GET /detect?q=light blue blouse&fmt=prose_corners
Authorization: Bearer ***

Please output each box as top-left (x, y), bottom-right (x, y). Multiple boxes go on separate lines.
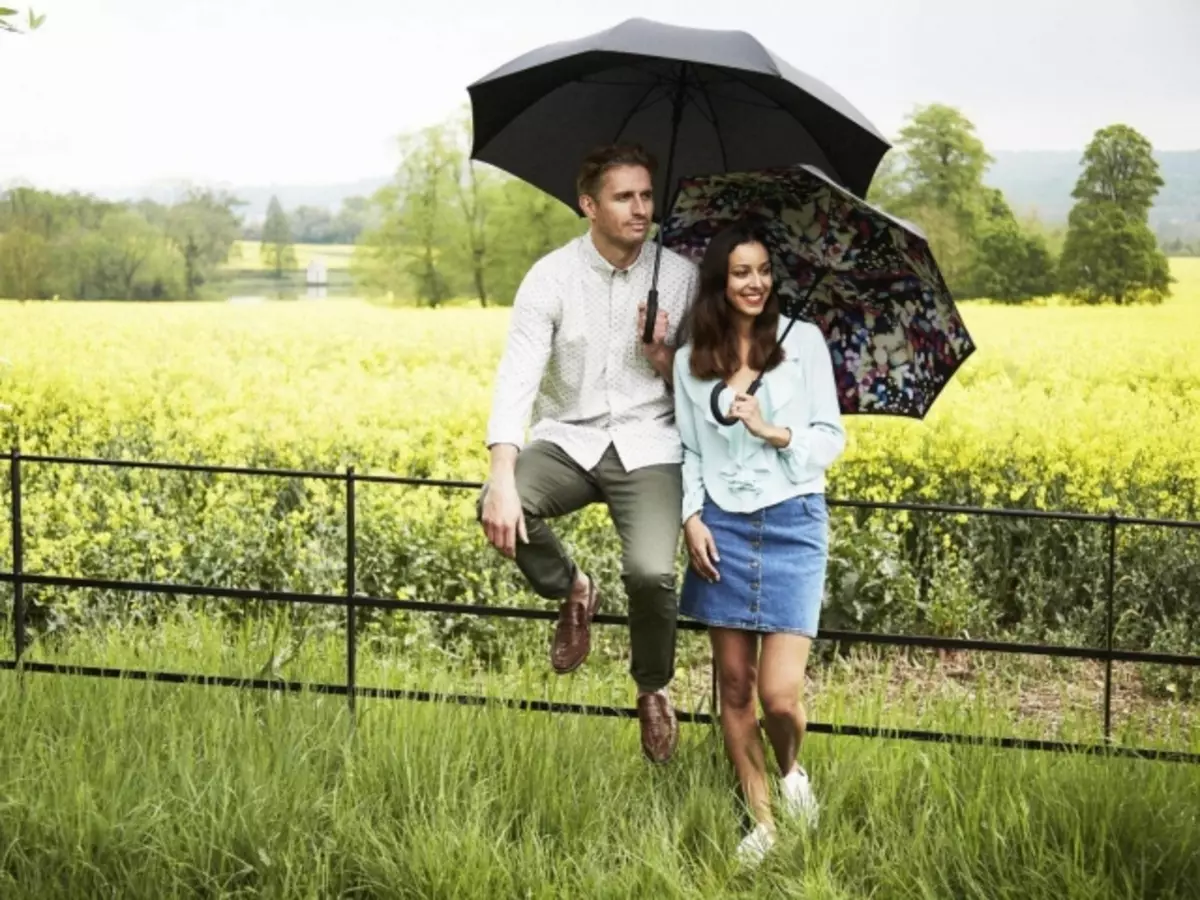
top-left (673, 319), bottom-right (847, 524)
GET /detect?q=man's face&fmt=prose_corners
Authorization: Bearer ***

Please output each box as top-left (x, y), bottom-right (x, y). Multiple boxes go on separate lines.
top-left (582, 164), bottom-right (654, 248)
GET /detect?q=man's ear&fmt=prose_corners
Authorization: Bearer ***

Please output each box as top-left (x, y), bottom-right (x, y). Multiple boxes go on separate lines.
top-left (578, 193), bottom-right (596, 220)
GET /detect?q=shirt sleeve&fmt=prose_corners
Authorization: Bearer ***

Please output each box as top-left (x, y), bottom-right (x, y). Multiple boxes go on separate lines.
top-left (485, 259), bottom-right (557, 449)
top-left (776, 324), bottom-right (846, 483)
top-left (674, 350), bottom-right (707, 523)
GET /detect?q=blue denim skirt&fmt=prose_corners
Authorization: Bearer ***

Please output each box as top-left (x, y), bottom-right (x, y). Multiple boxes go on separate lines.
top-left (680, 493), bottom-right (829, 637)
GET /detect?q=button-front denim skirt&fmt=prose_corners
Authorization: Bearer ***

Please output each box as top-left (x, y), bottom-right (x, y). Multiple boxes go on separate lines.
top-left (680, 493), bottom-right (829, 638)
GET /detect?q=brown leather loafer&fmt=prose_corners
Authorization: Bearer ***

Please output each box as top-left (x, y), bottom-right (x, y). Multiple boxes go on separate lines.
top-left (550, 575), bottom-right (600, 674)
top-left (636, 691), bottom-right (679, 764)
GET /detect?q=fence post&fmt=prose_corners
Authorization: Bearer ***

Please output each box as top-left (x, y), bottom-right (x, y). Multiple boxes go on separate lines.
top-left (710, 658), bottom-right (719, 722)
top-left (1103, 512), bottom-right (1117, 742)
top-left (346, 466), bottom-right (357, 717)
top-left (10, 447), bottom-right (25, 667)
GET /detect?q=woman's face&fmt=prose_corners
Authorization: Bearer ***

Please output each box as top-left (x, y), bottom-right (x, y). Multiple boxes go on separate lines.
top-left (725, 240), bottom-right (772, 319)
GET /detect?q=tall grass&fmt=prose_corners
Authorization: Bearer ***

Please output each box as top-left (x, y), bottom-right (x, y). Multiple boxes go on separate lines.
top-left (1, 619), bottom-right (1198, 898)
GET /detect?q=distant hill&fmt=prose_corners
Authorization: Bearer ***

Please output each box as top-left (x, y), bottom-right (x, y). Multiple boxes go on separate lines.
top-left (71, 177), bottom-right (392, 224)
top-left (988, 150), bottom-right (1200, 239)
top-left (13, 149), bottom-right (1200, 239)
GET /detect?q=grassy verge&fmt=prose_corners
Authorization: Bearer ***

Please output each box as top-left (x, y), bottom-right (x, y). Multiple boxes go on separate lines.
top-left (1, 617), bottom-right (1198, 898)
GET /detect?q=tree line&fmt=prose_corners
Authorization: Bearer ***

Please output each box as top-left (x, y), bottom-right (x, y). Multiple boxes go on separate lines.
top-left (241, 197), bottom-right (375, 246)
top-left (352, 110), bottom-right (585, 308)
top-left (356, 104), bottom-right (1173, 308)
top-left (0, 104), bottom-right (1174, 305)
top-left (867, 107), bottom-right (1171, 304)
top-left (0, 188), bottom-right (242, 300)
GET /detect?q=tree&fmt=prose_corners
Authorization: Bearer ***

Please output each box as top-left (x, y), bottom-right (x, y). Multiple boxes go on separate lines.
top-left (967, 216), bottom-right (1057, 303)
top-left (878, 104), bottom-right (997, 295)
top-left (0, 228), bottom-right (50, 300)
top-left (892, 104), bottom-right (993, 223)
top-left (957, 187), bottom-right (1057, 302)
top-left (97, 210), bottom-right (164, 298)
top-left (864, 150), bottom-right (906, 212)
top-left (1071, 124), bottom-right (1164, 220)
top-left (447, 118), bottom-right (497, 307)
top-left (1059, 202), bottom-right (1170, 304)
top-left (485, 179), bottom-right (583, 305)
top-left (165, 190), bottom-right (243, 299)
top-left (356, 123), bottom-right (459, 306)
top-left (1060, 125), bottom-right (1171, 304)
top-left (260, 195), bottom-right (296, 278)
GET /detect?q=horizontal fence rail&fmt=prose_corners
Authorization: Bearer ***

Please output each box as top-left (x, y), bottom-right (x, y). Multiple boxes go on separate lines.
top-left (4, 448), bottom-right (1200, 765)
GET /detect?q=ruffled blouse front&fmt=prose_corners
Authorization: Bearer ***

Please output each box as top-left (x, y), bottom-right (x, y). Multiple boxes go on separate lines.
top-left (673, 319), bottom-right (847, 522)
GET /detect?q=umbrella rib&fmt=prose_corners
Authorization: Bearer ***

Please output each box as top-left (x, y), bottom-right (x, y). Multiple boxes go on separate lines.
top-left (609, 79), bottom-right (672, 144)
top-left (691, 80), bottom-right (729, 171)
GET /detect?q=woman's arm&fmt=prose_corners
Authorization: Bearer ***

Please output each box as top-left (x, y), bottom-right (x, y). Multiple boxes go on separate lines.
top-left (775, 326), bottom-right (846, 483)
top-left (673, 350), bottom-right (707, 524)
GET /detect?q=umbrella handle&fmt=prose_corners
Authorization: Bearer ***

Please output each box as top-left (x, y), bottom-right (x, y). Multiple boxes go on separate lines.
top-left (709, 377), bottom-right (763, 427)
top-left (642, 288), bottom-right (658, 343)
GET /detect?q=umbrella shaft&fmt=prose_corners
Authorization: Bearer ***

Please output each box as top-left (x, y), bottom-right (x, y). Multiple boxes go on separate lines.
top-left (644, 72), bottom-right (689, 344)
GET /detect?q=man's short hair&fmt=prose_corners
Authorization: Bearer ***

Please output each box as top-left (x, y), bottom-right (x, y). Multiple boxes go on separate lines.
top-left (576, 143), bottom-right (658, 199)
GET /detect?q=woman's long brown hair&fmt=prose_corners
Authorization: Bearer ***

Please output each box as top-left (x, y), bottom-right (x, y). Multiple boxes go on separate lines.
top-left (679, 219), bottom-right (785, 381)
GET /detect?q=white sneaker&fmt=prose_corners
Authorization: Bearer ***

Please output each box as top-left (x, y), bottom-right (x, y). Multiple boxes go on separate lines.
top-left (735, 822), bottom-right (775, 867)
top-left (780, 766), bottom-right (819, 829)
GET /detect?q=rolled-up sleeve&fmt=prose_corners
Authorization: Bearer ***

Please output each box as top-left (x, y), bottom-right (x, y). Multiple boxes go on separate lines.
top-left (673, 350), bottom-right (707, 523)
top-left (777, 325), bottom-right (846, 482)
top-left (485, 261), bottom-right (556, 449)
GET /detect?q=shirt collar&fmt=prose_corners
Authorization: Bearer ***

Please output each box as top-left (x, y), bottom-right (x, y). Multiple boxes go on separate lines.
top-left (581, 231), bottom-right (649, 277)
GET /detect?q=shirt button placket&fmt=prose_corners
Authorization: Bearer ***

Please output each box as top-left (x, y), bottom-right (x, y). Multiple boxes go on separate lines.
top-left (609, 269), bottom-right (624, 421)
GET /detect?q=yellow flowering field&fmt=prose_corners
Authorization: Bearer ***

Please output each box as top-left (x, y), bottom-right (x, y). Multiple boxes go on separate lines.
top-left (1, 260), bottom-right (1198, 670)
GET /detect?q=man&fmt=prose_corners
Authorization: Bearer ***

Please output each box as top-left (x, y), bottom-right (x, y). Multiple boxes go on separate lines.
top-left (479, 143), bottom-right (699, 763)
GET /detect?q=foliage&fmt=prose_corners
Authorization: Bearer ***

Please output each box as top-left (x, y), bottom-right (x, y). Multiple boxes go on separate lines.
top-left (1059, 202), bottom-right (1172, 304)
top-left (0, 228), bottom-right (48, 300)
top-left (986, 149), bottom-right (1200, 244)
top-left (355, 122), bottom-right (460, 307)
top-left (1, 640), bottom-right (1197, 898)
top-left (242, 197), bottom-right (375, 245)
top-left (2, 260), bottom-right (1199, 685)
top-left (892, 104), bottom-right (993, 224)
top-left (1071, 125), bottom-right (1165, 219)
top-left (869, 104), bottom-right (1055, 302)
top-left (259, 196), bottom-right (296, 278)
top-left (354, 109), bottom-right (583, 307)
top-left (967, 210), bottom-right (1057, 303)
top-left (0, 187), bottom-right (240, 300)
top-left (164, 189), bottom-right (244, 299)
top-left (1060, 125), bottom-right (1172, 304)
top-left (0, 6), bottom-right (43, 33)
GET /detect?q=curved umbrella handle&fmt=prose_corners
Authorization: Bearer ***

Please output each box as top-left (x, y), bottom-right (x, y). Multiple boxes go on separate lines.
top-left (708, 377), bottom-right (763, 427)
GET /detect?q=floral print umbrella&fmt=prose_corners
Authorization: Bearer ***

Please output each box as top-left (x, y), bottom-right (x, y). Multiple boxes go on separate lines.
top-left (660, 164), bottom-right (977, 418)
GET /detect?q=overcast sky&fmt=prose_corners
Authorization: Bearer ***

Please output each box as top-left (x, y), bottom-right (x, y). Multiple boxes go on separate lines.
top-left (2, 0), bottom-right (1198, 191)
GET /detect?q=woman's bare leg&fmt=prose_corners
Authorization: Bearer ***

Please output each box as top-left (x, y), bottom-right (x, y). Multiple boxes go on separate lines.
top-left (710, 627), bottom-right (772, 828)
top-left (757, 633), bottom-right (812, 776)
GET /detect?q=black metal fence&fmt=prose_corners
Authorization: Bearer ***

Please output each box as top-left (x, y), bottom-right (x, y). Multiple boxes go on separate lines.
top-left (3, 447), bottom-right (1200, 764)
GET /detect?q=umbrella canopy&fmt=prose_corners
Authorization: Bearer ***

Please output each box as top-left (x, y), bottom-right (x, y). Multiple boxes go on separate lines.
top-left (660, 165), bottom-right (977, 419)
top-left (466, 17), bottom-right (891, 218)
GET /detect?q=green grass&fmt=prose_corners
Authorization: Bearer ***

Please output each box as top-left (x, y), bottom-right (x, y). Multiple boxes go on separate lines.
top-left (2, 261), bottom-right (1200, 895)
top-left (226, 241), bottom-right (355, 272)
top-left (1, 617), bottom-right (1198, 898)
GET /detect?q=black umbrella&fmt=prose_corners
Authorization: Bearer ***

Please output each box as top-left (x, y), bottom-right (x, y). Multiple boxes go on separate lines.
top-left (466, 17), bottom-right (891, 341)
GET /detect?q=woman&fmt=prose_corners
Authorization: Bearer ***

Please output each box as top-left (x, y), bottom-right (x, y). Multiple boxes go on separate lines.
top-left (672, 220), bottom-right (845, 865)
